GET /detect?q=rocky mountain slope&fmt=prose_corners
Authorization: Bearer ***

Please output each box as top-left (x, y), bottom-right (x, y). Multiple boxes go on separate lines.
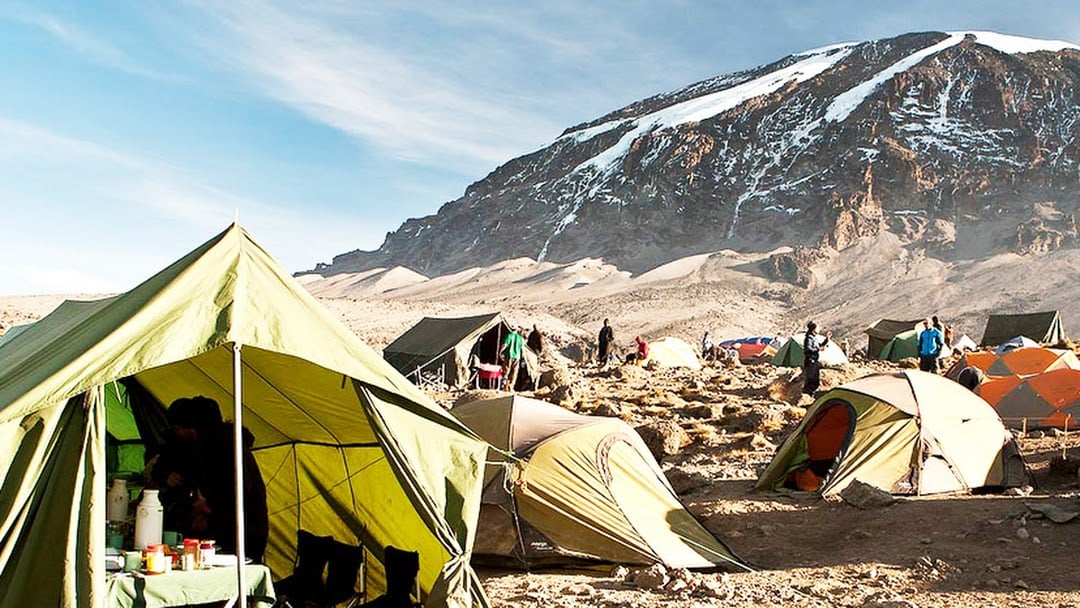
top-left (315, 31), bottom-right (1080, 282)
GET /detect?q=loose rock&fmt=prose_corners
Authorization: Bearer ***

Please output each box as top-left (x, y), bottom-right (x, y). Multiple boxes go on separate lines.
top-left (841, 480), bottom-right (897, 509)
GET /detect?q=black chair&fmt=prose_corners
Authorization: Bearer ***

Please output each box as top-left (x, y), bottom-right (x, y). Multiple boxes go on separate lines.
top-left (358, 546), bottom-right (420, 608)
top-left (275, 531), bottom-right (366, 608)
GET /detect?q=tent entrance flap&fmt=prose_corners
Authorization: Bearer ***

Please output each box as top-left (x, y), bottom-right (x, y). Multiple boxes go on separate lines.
top-left (791, 400), bottom-right (855, 492)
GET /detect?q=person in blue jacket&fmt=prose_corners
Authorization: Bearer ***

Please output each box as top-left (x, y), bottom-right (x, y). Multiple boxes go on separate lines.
top-left (917, 318), bottom-right (944, 373)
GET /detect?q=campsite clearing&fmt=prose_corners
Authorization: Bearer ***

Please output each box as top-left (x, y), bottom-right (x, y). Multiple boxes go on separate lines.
top-left (3, 292), bottom-right (1080, 607)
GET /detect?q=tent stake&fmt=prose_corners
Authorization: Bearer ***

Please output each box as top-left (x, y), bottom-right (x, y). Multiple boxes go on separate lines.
top-left (233, 343), bottom-right (248, 608)
top-left (1063, 418), bottom-right (1069, 461)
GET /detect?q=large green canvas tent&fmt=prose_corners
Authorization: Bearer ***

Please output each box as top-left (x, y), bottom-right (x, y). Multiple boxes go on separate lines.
top-left (756, 371), bottom-right (1024, 497)
top-left (450, 395), bottom-right (746, 571)
top-left (864, 319), bottom-right (921, 360)
top-left (384, 314), bottom-right (538, 390)
top-left (981, 311), bottom-right (1066, 346)
top-left (0, 224), bottom-right (490, 608)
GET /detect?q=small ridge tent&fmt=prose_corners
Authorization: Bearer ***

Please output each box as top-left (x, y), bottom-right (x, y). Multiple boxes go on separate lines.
top-left (994, 336), bottom-right (1041, 354)
top-left (771, 333), bottom-right (848, 368)
top-left (0, 224), bottom-right (490, 608)
top-left (450, 394), bottom-right (747, 571)
top-left (864, 319), bottom-right (922, 360)
top-left (951, 334), bottom-right (978, 353)
top-left (384, 314), bottom-right (538, 390)
top-left (981, 311), bottom-right (1066, 347)
top-left (878, 329), bottom-right (952, 362)
top-left (977, 368), bottom-right (1080, 429)
top-left (757, 371), bottom-right (1023, 497)
top-left (645, 337), bottom-right (702, 370)
top-left (945, 347), bottom-right (1080, 380)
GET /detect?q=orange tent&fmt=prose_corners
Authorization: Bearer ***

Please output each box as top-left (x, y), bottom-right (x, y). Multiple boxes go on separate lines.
top-left (945, 347), bottom-right (1080, 380)
top-left (977, 368), bottom-right (1080, 429)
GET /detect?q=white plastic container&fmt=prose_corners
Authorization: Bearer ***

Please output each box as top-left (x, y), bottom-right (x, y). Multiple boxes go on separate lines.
top-left (106, 479), bottom-right (129, 523)
top-left (133, 489), bottom-right (163, 550)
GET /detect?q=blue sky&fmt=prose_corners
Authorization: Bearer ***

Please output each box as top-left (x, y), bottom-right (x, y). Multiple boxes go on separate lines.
top-left (1, 1), bottom-right (1077, 295)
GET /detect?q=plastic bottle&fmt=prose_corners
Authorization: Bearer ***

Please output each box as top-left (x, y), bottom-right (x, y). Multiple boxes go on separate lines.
top-left (106, 479), bottom-right (129, 523)
top-left (133, 489), bottom-right (163, 550)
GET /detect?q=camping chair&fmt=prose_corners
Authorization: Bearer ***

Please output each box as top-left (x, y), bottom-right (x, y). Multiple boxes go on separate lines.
top-left (412, 364), bottom-right (445, 390)
top-left (358, 546), bottom-right (421, 608)
top-left (275, 530), bottom-right (366, 608)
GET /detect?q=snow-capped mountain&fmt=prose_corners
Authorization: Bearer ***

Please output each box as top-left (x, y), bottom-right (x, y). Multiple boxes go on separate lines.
top-left (317, 31), bottom-right (1080, 281)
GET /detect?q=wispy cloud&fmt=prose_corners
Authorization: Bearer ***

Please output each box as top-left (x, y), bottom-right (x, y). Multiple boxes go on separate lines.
top-left (6, 10), bottom-right (173, 81)
top-left (0, 116), bottom-right (382, 293)
top-left (180, 2), bottom-right (589, 171)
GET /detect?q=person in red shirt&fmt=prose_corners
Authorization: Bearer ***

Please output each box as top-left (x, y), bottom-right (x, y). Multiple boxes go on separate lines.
top-left (635, 336), bottom-right (649, 363)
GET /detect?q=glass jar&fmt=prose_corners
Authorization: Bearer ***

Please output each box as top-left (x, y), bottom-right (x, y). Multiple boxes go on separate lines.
top-left (144, 544), bottom-right (166, 574)
top-left (198, 540), bottom-right (216, 569)
top-left (182, 539), bottom-right (199, 571)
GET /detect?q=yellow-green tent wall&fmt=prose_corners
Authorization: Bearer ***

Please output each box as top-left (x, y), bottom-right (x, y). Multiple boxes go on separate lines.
top-left (0, 224), bottom-right (490, 608)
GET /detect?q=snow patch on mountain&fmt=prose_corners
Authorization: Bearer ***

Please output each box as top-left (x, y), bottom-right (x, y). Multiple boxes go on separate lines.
top-left (825, 33), bottom-right (967, 123)
top-left (569, 45), bottom-right (854, 176)
top-left (962, 30), bottom-right (1080, 54)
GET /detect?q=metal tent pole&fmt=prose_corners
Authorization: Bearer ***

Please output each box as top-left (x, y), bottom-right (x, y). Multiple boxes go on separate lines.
top-left (233, 343), bottom-right (248, 608)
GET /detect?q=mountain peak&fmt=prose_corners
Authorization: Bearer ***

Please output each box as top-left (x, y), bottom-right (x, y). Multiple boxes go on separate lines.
top-left (313, 30), bottom-right (1080, 281)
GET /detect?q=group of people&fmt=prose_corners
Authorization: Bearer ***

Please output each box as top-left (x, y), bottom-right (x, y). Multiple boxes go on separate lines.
top-left (498, 324), bottom-right (545, 391)
top-left (700, 332), bottom-right (750, 363)
top-left (800, 314), bottom-right (952, 396)
top-left (148, 396), bottom-right (269, 562)
top-left (595, 319), bottom-right (649, 366)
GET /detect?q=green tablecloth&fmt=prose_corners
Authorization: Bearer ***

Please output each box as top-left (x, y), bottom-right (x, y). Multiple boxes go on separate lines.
top-left (105, 564), bottom-right (275, 608)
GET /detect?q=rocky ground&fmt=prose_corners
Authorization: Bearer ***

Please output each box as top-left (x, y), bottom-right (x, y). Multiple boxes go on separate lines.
top-left (3, 296), bottom-right (1079, 607)
top-left (447, 353), bottom-right (1080, 608)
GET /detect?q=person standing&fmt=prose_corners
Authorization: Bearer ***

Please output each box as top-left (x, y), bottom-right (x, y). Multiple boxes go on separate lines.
top-left (701, 331), bottom-right (716, 360)
top-left (597, 319), bottom-right (614, 366)
top-left (501, 326), bottom-right (525, 391)
top-left (917, 318), bottom-right (944, 373)
top-left (802, 322), bottom-right (829, 395)
top-left (526, 324), bottom-right (544, 355)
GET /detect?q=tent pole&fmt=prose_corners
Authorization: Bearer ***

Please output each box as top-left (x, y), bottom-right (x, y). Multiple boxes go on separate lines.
top-left (233, 343), bottom-right (248, 608)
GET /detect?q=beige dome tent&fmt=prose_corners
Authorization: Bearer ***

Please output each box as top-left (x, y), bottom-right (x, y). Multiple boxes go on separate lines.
top-left (644, 337), bottom-right (702, 369)
top-left (0, 225), bottom-right (490, 608)
top-left (757, 371), bottom-right (1024, 497)
top-left (450, 394), bottom-right (746, 571)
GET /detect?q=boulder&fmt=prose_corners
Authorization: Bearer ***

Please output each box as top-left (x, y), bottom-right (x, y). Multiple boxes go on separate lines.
top-left (840, 480), bottom-right (896, 509)
top-left (631, 564), bottom-right (668, 590)
top-left (593, 401), bottom-right (625, 418)
top-left (666, 469), bottom-right (712, 495)
top-left (636, 421), bottom-right (690, 459)
top-left (684, 403), bottom-right (724, 419)
top-left (537, 367), bottom-right (573, 389)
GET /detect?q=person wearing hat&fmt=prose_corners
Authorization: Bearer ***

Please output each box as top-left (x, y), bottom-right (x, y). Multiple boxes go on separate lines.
top-left (802, 321), bottom-right (831, 395)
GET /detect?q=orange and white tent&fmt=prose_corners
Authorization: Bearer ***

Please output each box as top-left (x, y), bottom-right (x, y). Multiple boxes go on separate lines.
top-left (945, 347), bottom-right (1080, 380)
top-left (977, 368), bottom-right (1080, 429)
